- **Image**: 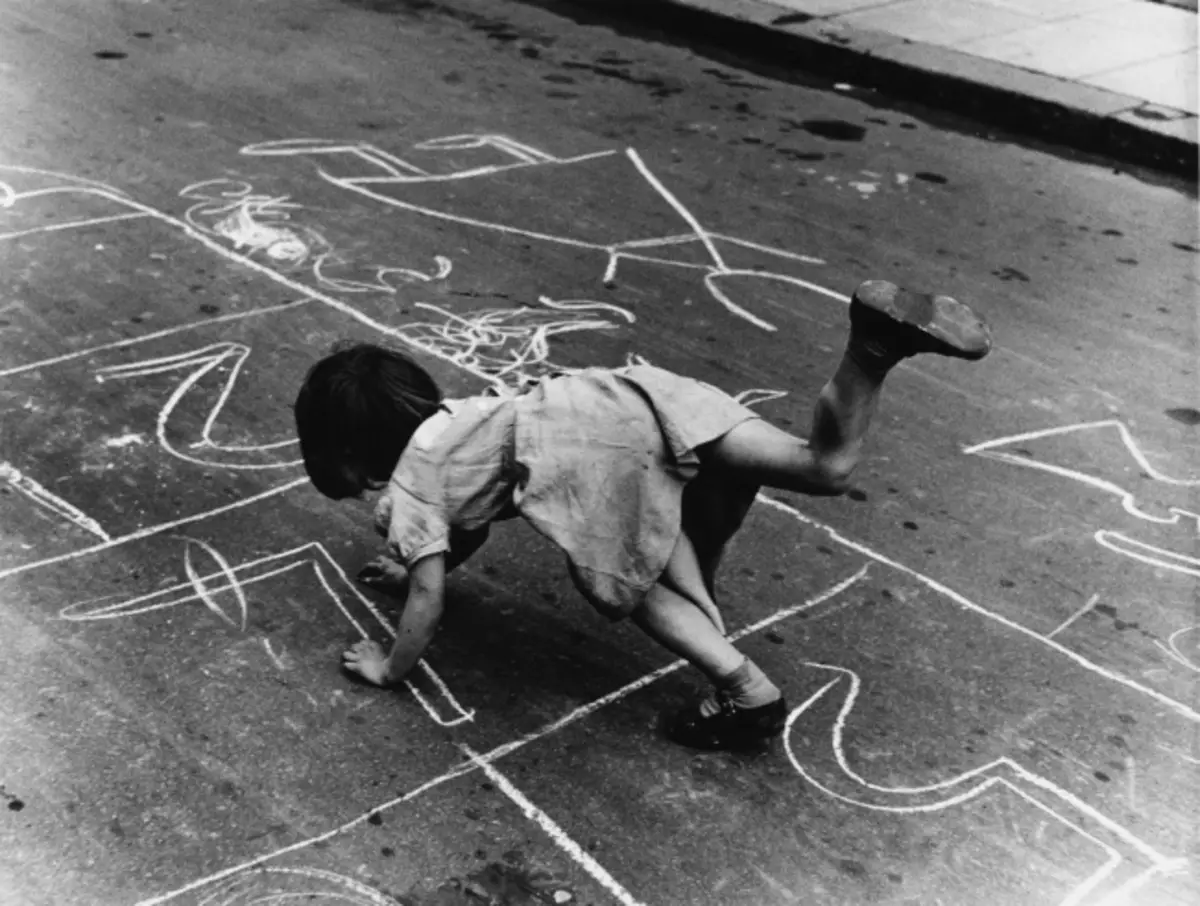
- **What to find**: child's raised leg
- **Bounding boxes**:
[705,280,991,495]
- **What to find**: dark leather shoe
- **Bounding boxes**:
[662,696,788,752]
[850,280,992,361]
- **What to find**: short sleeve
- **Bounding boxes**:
[373,478,451,567]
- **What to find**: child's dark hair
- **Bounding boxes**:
[294,343,442,499]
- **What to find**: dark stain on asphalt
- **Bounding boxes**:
[133,31,154,39]
[1101,228,1124,236]
[702,67,769,91]
[93,50,127,59]
[559,60,684,98]
[902,521,918,530]
[6,799,25,812]
[1094,770,1111,782]
[1116,257,1139,265]
[847,489,867,501]
[837,858,869,879]
[992,266,1031,282]
[412,859,572,905]
[543,73,575,84]
[520,46,540,59]
[914,171,948,184]
[771,12,814,25]
[796,119,866,141]
[367,811,383,826]
[1171,241,1198,252]
[1166,407,1200,425]
[776,148,825,161]
[199,303,221,314]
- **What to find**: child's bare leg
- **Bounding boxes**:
[633,532,785,751]
[706,280,991,495]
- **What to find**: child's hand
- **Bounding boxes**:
[356,556,409,593]
[342,639,397,687]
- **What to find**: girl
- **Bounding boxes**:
[294,280,991,751]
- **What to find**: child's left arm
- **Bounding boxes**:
[343,553,445,687]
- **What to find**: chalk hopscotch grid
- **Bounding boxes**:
[1,142,1192,904]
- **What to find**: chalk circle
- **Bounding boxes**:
[704,269,844,335]
[202,866,397,905]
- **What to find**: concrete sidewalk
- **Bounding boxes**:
[643,0,1198,176]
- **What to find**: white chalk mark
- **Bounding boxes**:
[0,478,308,584]
[1096,531,1200,578]
[261,638,286,671]
[1047,593,1101,640]
[57,540,473,728]
[132,563,1164,906]
[1155,743,1200,765]
[964,420,1199,525]
[194,866,400,906]
[181,537,249,631]
[624,147,726,269]
[480,568,867,766]
[237,135,842,334]
[0,462,110,541]
[132,762,479,906]
[0,211,148,243]
[1152,626,1200,674]
[94,342,301,470]
[782,663,1184,905]
[754,493,1200,724]
[462,745,648,906]
[0,298,309,380]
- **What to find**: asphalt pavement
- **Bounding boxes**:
[0,1,1197,905]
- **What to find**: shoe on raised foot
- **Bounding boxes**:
[850,280,992,361]
[661,695,788,752]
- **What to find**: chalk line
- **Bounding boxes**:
[0,211,149,243]
[132,760,479,906]
[0,462,110,541]
[1047,593,1101,640]
[0,478,308,583]
[753,493,1200,724]
[624,147,726,273]
[129,569,865,905]
[782,664,1184,905]
[0,298,310,379]
[463,745,647,906]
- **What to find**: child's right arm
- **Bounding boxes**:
[342,553,446,687]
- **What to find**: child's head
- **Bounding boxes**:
[294,343,442,499]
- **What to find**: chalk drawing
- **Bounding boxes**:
[783,663,1185,906]
[58,538,473,727]
[462,744,648,906]
[4,152,1190,906]
[965,420,1200,680]
[239,135,837,333]
[93,341,301,470]
[1154,626,1200,674]
[133,570,867,906]
[0,461,110,541]
[181,178,452,293]
[753,492,1200,724]
[964,420,1199,530]
[398,295,634,393]
[188,866,398,906]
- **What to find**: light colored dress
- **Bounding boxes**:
[374,365,759,619]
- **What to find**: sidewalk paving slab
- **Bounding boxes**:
[604,0,1199,177]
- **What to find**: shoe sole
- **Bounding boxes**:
[853,280,992,361]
